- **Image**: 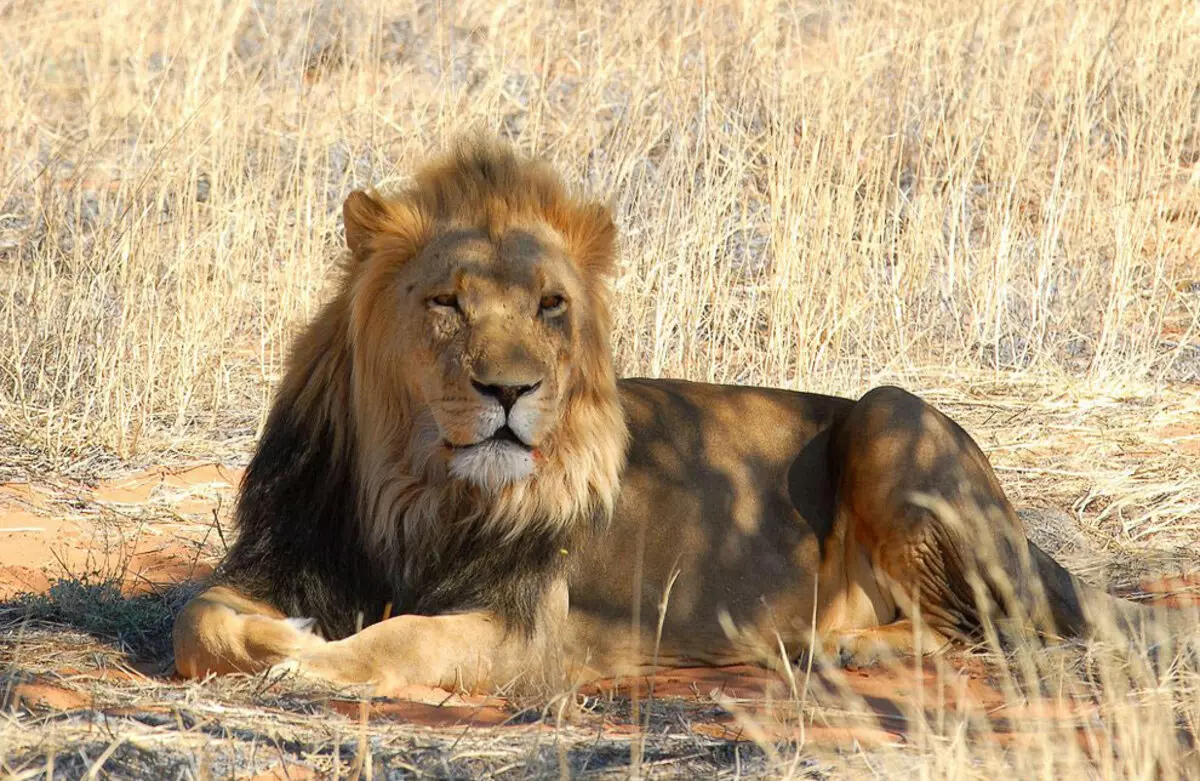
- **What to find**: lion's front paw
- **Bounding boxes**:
[267,657,306,679]
[267,643,381,690]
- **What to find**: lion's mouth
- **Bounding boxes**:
[446,425,533,452]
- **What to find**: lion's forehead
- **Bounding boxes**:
[495,225,567,265]
[414,221,572,286]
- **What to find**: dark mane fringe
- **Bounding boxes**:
[216,300,593,640]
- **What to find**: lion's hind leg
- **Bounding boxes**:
[834,386,1088,649]
[173,585,325,678]
[823,619,951,668]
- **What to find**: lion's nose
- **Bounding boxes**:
[471,379,541,414]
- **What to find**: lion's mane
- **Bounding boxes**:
[217,141,628,639]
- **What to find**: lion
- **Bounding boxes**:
[173,138,1179,696]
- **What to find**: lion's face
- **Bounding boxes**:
[395,221,589,489]
[341,144,619,495]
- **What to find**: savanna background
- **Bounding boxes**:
[1,0,1199,778]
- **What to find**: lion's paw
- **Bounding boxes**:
[267,644,381,692]
[267,657,310,680]
[820,633,892,669]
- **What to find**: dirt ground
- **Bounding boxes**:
[2,449,1199,779]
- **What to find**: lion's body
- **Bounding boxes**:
[174,140,1160,696]
[569,378,1096,677]
[565,380,852,674]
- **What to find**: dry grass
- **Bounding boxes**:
[1,0,1199,777]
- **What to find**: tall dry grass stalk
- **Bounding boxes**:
[1,0,1196,461]
[1,1,1199,776]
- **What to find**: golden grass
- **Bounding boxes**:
[2,0,1197,460]
[1,0,1199,777]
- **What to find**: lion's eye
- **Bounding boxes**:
[429,293,459,310]
[539,294,567,316]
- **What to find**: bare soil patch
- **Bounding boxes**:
[2,458,1199,778]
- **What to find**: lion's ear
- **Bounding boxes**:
[343,190,391,258]
[569,202,618,279]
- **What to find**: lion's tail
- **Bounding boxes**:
[1029,542,1194,647]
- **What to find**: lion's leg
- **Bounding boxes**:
[272,580,570,695]
[831,386,1090,649]
[823,619,951,666]
[173,585,326,678]
[272,612,514,693]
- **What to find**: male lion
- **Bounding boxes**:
[174,139,1170,695]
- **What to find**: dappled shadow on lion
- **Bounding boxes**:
[171,137,1193,701]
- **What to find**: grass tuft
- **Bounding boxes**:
[5,573,193,662]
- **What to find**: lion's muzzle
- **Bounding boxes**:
[441,376,552,490]
[470,378,542,413]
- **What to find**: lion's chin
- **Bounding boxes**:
[448,441,536,491]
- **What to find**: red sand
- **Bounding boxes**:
[0,465,235,598]
[3,464,1197,748]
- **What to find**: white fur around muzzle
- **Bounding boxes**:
[437,393,546,491]
[449,440,535,490]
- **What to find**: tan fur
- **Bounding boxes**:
[172,586,326,678]
[174,139,1171,696]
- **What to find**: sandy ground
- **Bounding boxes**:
[2,460,1200,777]
[0,464,231,599]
